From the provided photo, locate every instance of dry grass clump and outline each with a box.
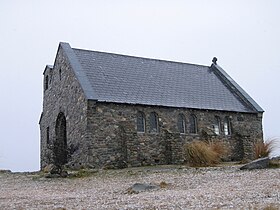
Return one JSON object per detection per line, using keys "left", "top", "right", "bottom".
{"left": 254, "top": 138, "right": 277, "bottom": 159}
{"left": 159, "top": 181, "right": 169, "bottom": 188}
{"left": 68, "top": 169, "right": 98, "bottom": 178}
{"left": 184, "top": 140, "right": 227, "bottom": 167}
{"left": 262, "top": 204, "right": 279, "bottom": 210}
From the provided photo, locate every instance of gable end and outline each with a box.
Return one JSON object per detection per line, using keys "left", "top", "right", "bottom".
{"left": 210, "top": 63, "right": 264, "bottom": 113}
{"left": 59, "top": 42, "right": 97, "bottom": 100}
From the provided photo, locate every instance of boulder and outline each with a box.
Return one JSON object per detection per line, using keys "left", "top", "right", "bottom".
{"left": 126, "top": 183, "right": 159, "bottom": 194}
{"left": 43, "top": 164, "right": 57, "bottom": 173}
{"left": 240, "top": 157, "right": 269, "bottom": 170}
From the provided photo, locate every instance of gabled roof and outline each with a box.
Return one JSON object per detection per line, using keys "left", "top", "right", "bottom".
{"left": 59, "top": 42, "right": 263, "bottom": 113}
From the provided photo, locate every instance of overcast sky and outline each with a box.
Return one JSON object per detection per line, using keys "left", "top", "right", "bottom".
{"left": 1, "top": 0, "right": 280, "bottom": 172}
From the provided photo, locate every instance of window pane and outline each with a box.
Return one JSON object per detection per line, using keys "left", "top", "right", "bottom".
{"left": 190, "top": 114, "right": 197, "bottom": 134}
{"left": 178, "top": 114, "right": 186, "bottom": 134}
{"left": 224, "top": 117, "right": 231, "bottom": 135}
{"left": 214, "top": 116, "right": 221, "bottom": 135}
{"left": 150, "top": 112, "right": 158, "bottom": 133}
{"left": 137, "top": 112, "right": 145, "bottom": 132}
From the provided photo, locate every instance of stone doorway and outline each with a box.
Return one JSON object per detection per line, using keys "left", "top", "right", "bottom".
{"left": 53, "top": 112, "right": 68, "bottom": 166}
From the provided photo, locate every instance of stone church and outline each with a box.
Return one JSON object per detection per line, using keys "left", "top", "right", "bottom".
{"left": 39, "top": 42, "right": 264, "bottom": 169}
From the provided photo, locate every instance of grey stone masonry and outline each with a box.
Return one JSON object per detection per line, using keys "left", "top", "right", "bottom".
{"left": 84, "top": 102, "right": 263, "bottom": 168}
{"left": 40, "top": 45, "right": 90, "bottom": 169}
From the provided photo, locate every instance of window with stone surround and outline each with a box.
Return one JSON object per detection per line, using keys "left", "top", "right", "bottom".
{"left": 59, "top": 68, "right": 62, "bottom": 80}
{"left": 136, "top": 111, "right": 145, "bottom": 133}
{"left": 178, "top": 114, "right": 186, "bottom": 134}
{"left": 150, "top": 112, "right": 159, "bottom": 133}
{"left": 214, "top": 116, "right": 221, "bottom": 135}
{"left": 224, "top": 116, "right": 232, "bottom": 135}
{"left": 46, "top": 127, "right": 50, "bottom": 144}
{"left": 189, "top": 114, "right": 197, "bottom": 134}
{"left": 45, "top": 75, "right": 49, "bottom": 90}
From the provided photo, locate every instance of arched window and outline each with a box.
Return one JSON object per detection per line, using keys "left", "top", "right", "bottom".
{"left": 178, "top": 114, "right": 186, "bottom": 134}
{"left": 214, "top": 116, "right": 221, "bottom": 135}
{"left": 224, "top": 116, "right": 232, "bottom": 135}
{"left": 136, "top": 112, "right": 145, "bottom": 132}
{"left": 150, "top": 112, "right": 159, "bottom": 133}
{"left": 189, "top": 114, "right": 197, "bottom": 134}
{"left": 45, "top": 75, "right": 49, "bottom": 90}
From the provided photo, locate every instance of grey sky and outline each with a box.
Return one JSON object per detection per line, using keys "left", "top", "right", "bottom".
{"left": 0, "top": 0, "right": 279, "bottom": 171}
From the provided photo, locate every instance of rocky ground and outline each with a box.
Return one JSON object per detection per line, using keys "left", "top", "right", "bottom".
{"left": 0, "top": 165, "right": 279, "bottom": 210}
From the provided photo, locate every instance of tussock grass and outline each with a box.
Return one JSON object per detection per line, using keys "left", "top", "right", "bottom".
{"left": 184, "top": 140, "right": 227, "bottom": 167}
{"left": 254, "top": 138, "right": 277, "bottom": 159}
{"left": 69, "top": 169, "right": 98, "bottom": 178}
{"left": 159, "top": 181, "right": 169, "bottom": 188}
{"left": 263, "top": 204, "right": 279, "bottom": 210}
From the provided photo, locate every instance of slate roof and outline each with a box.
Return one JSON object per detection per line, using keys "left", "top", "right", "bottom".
{"left": 60, "top": 42, "right": 263, "bottom": 113}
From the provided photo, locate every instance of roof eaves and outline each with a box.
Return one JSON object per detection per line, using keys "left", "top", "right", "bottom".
{"left": 59, "top": 42, "right": 97, "bottom": 100}
{"left": 93, "top": 100, "right": 260, "bottom": 114}
{"left": 211, "top": 63, "right": 264, "bottom": 113}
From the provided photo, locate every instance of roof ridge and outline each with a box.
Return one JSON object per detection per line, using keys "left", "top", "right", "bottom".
{"left": 72, "top": 48, "right": 209, "bottom": 68}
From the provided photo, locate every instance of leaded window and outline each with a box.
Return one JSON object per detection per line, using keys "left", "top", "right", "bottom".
{"left": 214, "top": 116, "right": 221, "bottom": 135}
{"left": 150, "top": 112, "right": 159, "bottom": 133}
{"left": 189, "top": 114, "right": 197, "bottom": 134}
{"left": 178, "top": 114, "right": 186, "bottom": 134}
{"left": 224, "top": 116, "right": 231, "bottom": 135}
{"left": 137, "top": 112, "right": 145, "bottom": 132}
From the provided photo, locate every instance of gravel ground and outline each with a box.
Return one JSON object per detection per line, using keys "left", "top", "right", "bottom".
{"left": 0, "top": 165, "right": 279, "bottom": 210}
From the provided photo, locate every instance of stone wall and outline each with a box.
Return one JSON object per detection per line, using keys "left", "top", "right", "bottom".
{"left": 40, "top": 46, "right": 89, "bottom": 169}
{"left": 86, "top": 102, "right": 263, "bottom": 168}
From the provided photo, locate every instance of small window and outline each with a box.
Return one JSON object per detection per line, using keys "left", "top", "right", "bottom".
{"left": 46, "top": 127, "right": 50, "bottom": 144}
{"left": 45, "top": 75, "right": 49, "bottom": 90}
{"left": 224, "top": 117, "right": 231, "bottom": 135}
{"left": 150, "top": 112, "right": 159, "bottom": 133}
{"left": 214, "top": 116, "right": 221, "bottom": 135}
{"left": 59, "top": 68, "right": 62, "bottom": 80}
{"left": 178, "top": 114, "right": 186, "bottom": 134}
{"left": 189, "top": 114, "right": 197, "bottom": 134}
{"left": 137, "top": 112, "right": 145, "bottom": 132}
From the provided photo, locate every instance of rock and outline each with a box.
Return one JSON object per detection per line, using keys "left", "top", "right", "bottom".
{"left": 50, "top": 165, "right": 62, "bottom": 174}
{"left": 45, "top": 173, "right": 61, "bottom": 178}
{"left": 60, "top": 170, "right": 68, "bottom": 178}
{"left": 43, "top": 164, "right": 56, "bottom": 173}
{"left": 126, "top": 183, "right": 159, "bottom": 194}
{"left": 240, "top": 157, "right": 269, "bottom": 170}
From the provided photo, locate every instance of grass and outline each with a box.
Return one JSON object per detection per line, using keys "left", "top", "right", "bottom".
{"left": 184, "top": 140, "right": 227, "bottom": 167}
{"left": 262, "top": 204, "right": 279, "bottom": 210}
{"left": 68, "top": 169, "right": 98, "bottom": 178}
{"left": 254, "top": 138, "right": 278, "bottom": 159}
